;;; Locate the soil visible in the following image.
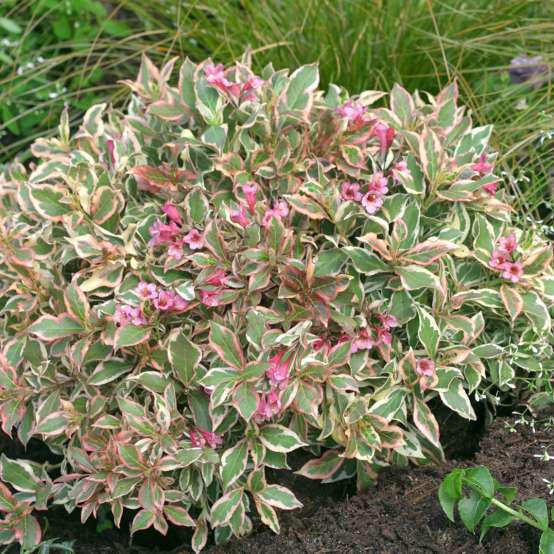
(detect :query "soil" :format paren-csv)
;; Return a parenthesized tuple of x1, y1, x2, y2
(2, 414, 553, 554)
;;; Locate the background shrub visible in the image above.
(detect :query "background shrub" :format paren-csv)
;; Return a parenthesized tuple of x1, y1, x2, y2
(0, 55, 552, 551)
(1, 0, 554, 227)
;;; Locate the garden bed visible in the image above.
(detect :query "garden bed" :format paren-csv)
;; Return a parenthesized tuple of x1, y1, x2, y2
(23, 414, 552, 554)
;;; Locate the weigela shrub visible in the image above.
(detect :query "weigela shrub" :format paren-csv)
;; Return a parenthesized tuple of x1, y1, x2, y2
(0, 55, 553, 551)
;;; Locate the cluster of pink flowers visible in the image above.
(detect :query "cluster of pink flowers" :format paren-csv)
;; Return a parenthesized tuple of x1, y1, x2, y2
(229, 182, 289, 230)
(335, 101, 395, 156)
(254, 390, 282, 423)
(204, 63, 264, 102)
(336, 100, 371, 127)
(150, 202, 204, 260)
(136, 281, 189, 311)
(198, 269, 230, 308)
(266, 352, 292, 389)
(113, 281, 190, 327)
(254, 352, 292, 423)
(189, 428, 223, 449)
(341, 172, 389, 215)
(351, 312, 398, 354)
(489, 233, 523, 283)
(472, 153, 498, 196)
(113, 304, 148, 327)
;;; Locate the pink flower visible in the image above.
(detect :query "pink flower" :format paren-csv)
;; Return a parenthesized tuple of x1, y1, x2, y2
(375, 327, 392, 346)
(172, 295, 189, 312)
(183, 229, 204, 250)
(262, 200, 289, 228)
(190, 428, 223, 449)
(415, 358, 435, 377)
(368, 172, 388, 195)
(205, 269, 229, 286)
(242, 75, 264, 101)
(154, 290, 189, 312)
(113, 304, 148, 327)
(149, 219, 180, 246)
(341, 182, 362, 202)
(230, 205, 250, 227)
(472, 153, 493, 176)
(266, 352, 292, 390)
(254, 390, 282, 422)
(274, 200, 289, 217)
(489, 248, 510, 270)
(336, 100, 369, 126)
(261, 210, 274, 227)
(136, 281, 158, 300)
(242, 183, 258, 214)
(361, 192, 384, 214)
(351, 328, 373, 353)
(204, 63, 242, 97)
(106, 139, 116, 166)
(392, 160, 410, 181)
(377, 313, 398, 329)
(498, 233, 517, 253)
(200, 289, 221, 307)
(202, 430, 223, 449)
(204, 63, 225, 81)
(371, 121, 395, 156)
(501, 261, 523, 283)
(482, 181, 499, 196)
(204, 63, 233, 92)
(189, 429, 205, 448)
(167, 238, 186, 260)
(313, 337, 332, 353)
(153, 290, 175, 311)
(162, 201, 183, 225)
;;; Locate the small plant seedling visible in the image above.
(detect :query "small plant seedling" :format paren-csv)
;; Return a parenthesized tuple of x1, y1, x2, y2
(439, 466, 554, 554)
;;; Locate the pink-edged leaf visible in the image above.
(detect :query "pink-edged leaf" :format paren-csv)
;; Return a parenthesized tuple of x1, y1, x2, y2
(256, 485, 302, 510)
(233, 383, 258, 422)
(209, 322, 244, 369)
(220, 440, 249, 489)
(259, 424, 306, 453)
(114, 325, 151, 350)
(419, 126, 443, 182)
(163, 505, 195, 527)
(0, 482, 15, 512)
(401, 239, 458, 266)
(413, 396, 440, 446)
(27, 314, 85, 341)
(500, 284, 523, 323)
(285, 194, 328, 220)
(254, 498, 280, 534)
(191, 517, 208, 553)
(131, 509, 156, 534)
(210, 488, 243, 527)
(296, 450, 344, 480)
(18, 514, 42, 550)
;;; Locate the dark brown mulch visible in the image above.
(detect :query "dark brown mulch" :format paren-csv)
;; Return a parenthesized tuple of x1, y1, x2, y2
(3, 415, 553, 553)
(203, 416, 553, 554)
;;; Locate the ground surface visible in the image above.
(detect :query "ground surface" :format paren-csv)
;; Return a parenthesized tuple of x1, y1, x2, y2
(4, 414, 553, 553)
(203, 415, 553, 554)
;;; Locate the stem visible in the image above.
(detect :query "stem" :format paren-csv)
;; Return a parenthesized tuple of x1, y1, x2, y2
(490, 497, 544, 531)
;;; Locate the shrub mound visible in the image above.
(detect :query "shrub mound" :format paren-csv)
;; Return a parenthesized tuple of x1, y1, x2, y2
(0, 56, 552, 551)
